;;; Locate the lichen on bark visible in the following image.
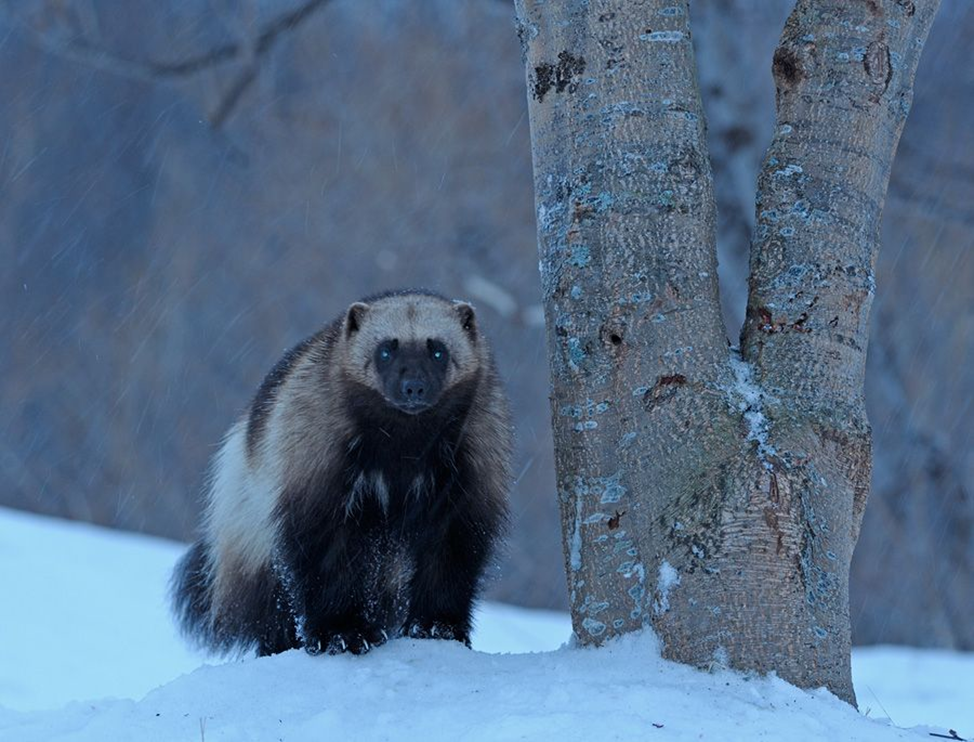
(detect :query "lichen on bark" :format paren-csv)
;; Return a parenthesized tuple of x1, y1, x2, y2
(515, 0, 941, 705)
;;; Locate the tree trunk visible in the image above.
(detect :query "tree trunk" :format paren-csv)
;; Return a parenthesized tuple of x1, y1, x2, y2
(514, 0, 939, 704)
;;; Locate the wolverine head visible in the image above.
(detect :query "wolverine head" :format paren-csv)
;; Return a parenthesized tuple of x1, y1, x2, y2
(340, 291, 481, 415)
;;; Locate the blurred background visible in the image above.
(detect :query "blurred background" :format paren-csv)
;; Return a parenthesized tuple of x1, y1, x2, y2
(1, 0, 970, 649)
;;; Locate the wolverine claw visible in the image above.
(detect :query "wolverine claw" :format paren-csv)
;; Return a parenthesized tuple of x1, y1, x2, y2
(323, 630, 375, 655)
(305, 626, 388, 656)
(364, 627, 389, 648)
(407, 620, 463, 642)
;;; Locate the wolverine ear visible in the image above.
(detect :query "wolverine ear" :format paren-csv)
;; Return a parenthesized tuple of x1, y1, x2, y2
(454, 301, 477, 340)
(345, 302, 370, 338)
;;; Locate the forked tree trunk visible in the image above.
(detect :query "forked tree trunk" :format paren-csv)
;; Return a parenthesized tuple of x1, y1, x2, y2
(514, 0, 939, 704)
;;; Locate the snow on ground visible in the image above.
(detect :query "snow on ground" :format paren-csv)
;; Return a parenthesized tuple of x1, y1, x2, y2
(0, 507, 970, 741)
(0, 506, 200, 712)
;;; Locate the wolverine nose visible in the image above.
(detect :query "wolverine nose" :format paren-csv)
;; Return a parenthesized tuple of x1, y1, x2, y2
(400, 377, 426, 402)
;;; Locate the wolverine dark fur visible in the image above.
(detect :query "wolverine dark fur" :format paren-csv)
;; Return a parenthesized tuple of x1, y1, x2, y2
(171, 290, 512, 656)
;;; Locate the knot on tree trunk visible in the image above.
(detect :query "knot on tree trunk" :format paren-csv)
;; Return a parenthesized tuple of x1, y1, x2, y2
(531, 51, 586, 102)
(772, 45, 807, 92)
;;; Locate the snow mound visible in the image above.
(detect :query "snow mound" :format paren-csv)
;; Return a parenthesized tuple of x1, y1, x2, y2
(0, 632, 920, 742)
(1, 507, 971, 741)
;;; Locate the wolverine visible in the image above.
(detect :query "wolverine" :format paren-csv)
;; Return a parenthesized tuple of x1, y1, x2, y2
(172, 289, 512, 657)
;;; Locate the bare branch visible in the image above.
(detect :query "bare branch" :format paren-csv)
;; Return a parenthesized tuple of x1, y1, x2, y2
(0, 0, 334, 125)
(210, 65, 258, 129)
(0, 2, 242, 82)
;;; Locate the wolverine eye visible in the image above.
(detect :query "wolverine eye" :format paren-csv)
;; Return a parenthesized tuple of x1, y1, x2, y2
(428, 340, 448, 364)
(376, 339, 398, 366)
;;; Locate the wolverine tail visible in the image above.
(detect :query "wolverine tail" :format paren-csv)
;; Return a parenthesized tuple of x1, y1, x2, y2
(171, 539, 299, 657)
(170, 540, 222, 651)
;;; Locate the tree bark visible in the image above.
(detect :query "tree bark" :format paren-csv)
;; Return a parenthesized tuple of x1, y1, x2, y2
(515, 0, 939, 704)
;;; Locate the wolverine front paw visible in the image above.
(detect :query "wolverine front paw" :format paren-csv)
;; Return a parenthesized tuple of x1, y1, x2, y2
(304, 627, 389, 656)
(406, 621, 470, 646)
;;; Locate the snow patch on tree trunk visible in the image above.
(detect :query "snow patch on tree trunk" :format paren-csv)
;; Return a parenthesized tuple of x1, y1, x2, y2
(653, 560, 681, 616)
(726, 353, 777, 469)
